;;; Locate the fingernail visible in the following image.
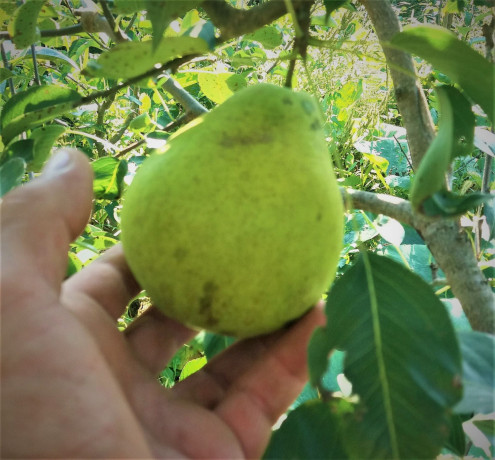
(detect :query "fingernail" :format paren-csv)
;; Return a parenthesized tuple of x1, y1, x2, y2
(43, 150, 73, 177)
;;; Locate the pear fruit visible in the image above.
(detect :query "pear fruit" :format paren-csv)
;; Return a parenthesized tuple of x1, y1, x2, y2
(120, 84, 343, 338)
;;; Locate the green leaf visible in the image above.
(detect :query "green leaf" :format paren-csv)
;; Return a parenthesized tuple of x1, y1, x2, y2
(198, 72, 247, 104)
(0, 68, 14, 84)
(1, 85, 81, 145)
(183, 19, 216, 50)
(323, 0, 351, 21)
(455, 331, 495, 414)
(410, 85, 482, 215)
(263, 400, 348, 459)
(7, 0, 46, 48)
(29, 125, 66, 172)
(85, 37, 209, 80)
(245, 26, 283, 49)
(389, 25, 494, 122)
(66, 251, 82, 278)
(443, 0, 466, 13)
(410, 85, 454, 212)
(421, 189, 492, 217)
(441, 85, 475, 158)
(27, 46, 80, 71)
(445, 414, 467, 456)
(129, 113, 152, 132)
(308, 252, 462, 458)
(1, 139, 35, 166)
(113, 0, 147, 14)
(92, 157, 128, 200)
(0, 157, 26, 197)
(178, 356, 207, 381)
(146, 0, 202, 51)
(202, 332, 236, 360)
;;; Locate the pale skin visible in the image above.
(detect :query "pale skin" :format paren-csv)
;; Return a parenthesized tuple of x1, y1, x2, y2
(1, 149, 325, 458)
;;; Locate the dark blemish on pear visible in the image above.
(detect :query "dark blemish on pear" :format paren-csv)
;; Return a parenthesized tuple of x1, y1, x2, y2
(301, 99, 315, 115)
(173, 247, 188, 261)
(282, 97, 293, 105)
(310, 119, 320, 131)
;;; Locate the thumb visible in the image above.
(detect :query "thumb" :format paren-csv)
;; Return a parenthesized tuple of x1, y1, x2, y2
(1, 149, 93, 297)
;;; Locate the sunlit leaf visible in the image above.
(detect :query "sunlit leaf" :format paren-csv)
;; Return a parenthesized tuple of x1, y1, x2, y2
(7, 0, 46, 48)
(84, 37, 209, 80)
(198, 72, 247, 104)
(178, 356, 207, 381)
(146, 0, 202, 51)
(1, 85, 81, 144)
(245, 26, 283, 49)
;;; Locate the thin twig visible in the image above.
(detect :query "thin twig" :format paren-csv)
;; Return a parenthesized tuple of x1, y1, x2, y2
(31, 44, 41, 85)
(1, 42, 15, 95)
(393, 133, 413, 172)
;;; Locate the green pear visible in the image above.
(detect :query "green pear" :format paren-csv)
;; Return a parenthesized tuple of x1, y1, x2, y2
(120, 84, 343, 338)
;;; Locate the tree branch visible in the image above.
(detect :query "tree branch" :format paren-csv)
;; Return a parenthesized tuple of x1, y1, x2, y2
(342, 188, 414, 228)
(161, 76, 208, 116)
(202, 0, 288, 41)
(360, 0, 495, 333)
(359, 0, 435, 170)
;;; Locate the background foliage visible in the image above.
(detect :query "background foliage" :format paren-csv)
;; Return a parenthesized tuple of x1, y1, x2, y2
(1, 0, 494, 458)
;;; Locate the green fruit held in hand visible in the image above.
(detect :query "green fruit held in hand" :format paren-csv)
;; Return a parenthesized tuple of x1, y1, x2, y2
(121, 84, 344, 338)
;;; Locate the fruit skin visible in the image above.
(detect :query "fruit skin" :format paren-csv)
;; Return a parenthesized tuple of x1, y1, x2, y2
(120, 83, 343, 338)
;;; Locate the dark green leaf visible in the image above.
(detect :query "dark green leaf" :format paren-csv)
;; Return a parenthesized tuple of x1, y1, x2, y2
(441, 85, 475, 158)
(1, 85, 81, 145)
(92, 157, 128, 200)
(1, 139, 35, 166)
(0, 157, 26, 197)
(389, 25, 494, 122)
(202, 332, 236, 360)
(421, 190, 492, 217)
(7, 0, 46, 48)
(410, 85, 454, 211)
(455, 331, 495, 414)
(113, 0, 147, 14)
(263, 400, 348, 459)
(0, 68, 14, 84)
(308, 252, 462, 458)
(323, 0, 350, 21)
(445, 414, 467, 456)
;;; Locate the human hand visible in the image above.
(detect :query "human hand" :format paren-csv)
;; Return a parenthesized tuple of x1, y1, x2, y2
(1, 149, 325, 458)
